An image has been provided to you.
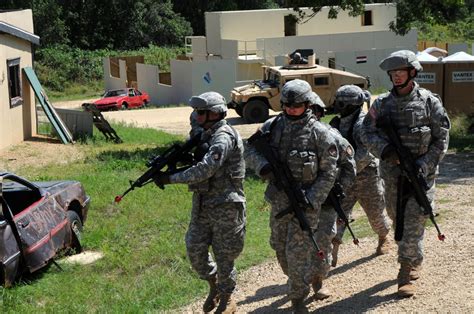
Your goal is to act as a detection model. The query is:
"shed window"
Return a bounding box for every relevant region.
[7,58,23,108]
[314,77,329,86]
[361,10,373,26]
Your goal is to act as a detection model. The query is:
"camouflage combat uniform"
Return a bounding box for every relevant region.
[361,50,450,297]
[246,110,338,301]
[169,98,246,297]
[312,123,356,278]
[332,108,391,243]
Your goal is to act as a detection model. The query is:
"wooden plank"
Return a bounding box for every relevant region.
[23,67,74,144]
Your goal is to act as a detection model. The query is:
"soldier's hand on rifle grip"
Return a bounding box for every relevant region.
[259,164,275,182]
[381,145,400,165]
[415,159,429,178]
[153,173,170,189]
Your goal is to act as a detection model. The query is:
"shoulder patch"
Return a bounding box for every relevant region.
[346,145,354,157]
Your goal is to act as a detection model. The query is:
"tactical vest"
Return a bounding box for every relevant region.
[380,87,436,157]
[268,113,319,185]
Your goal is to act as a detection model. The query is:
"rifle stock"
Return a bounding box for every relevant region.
[377,116,445,241]
[248,130,325,259]
[114,132,202,203]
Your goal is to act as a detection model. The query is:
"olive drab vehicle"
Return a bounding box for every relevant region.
[228,49,369,123]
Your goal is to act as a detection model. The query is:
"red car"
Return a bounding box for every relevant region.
[93,88,150,111]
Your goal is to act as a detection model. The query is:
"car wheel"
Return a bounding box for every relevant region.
[67,211,83,253]
[142,100,148,108]
[243,100,269,123]
[235,104,243,117]
[121,102,128,110]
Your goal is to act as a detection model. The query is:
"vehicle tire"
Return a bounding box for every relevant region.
[235,104,243,117]
[242,100,269,123]
[142,100,148,108]
[67,211,83,253]
[121,102,128,110]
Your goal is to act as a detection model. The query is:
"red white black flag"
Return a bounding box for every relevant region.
[356,56,367,63]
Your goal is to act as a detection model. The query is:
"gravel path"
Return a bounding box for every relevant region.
[181,151,474,313]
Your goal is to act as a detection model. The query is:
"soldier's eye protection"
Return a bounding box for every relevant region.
[195,110,208,115]
[388,69,410,76]
[283,102,305,108]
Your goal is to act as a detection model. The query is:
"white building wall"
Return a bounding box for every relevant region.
[0,10,36,151]
[103,58,127,91]
[206,3,396,56]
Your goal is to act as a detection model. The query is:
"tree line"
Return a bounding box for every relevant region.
[2,1,472,50]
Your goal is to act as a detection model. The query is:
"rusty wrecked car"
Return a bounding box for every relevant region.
[0,172,90,287]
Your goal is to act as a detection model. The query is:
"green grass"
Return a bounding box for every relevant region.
[449,114,474,152]
[46,80,104,102]
[0,124,273,312]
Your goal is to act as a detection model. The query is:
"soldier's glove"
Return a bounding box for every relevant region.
[415,159,429,178]
[381,145,399,165]
[153,173,170,189]
[259,164,275,182]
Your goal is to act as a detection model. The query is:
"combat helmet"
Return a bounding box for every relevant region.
[334,85,371,117]
[189,91,228,114]
[280,79,313,106]
[379,50,423,72]
[309,91,326,119]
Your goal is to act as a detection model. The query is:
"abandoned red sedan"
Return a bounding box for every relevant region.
[93,88,150,111]
[0,172,90,287]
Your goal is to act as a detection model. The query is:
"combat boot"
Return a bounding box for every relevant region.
[312,275,331,300]
[291,298,308,314]
[202,276,219,313]
[215,293,236,314]
[376,235,390,255]
[331,238,342,267]
[397,262,416,298]
[410,265,422,281]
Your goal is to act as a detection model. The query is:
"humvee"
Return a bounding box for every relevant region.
[228,50,369,123]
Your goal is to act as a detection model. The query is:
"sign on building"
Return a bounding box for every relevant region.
[416,72,436,84]
[452,71,474,82]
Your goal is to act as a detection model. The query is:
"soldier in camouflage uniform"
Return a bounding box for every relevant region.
[308,93,356,297]
[246,80,339,313]
[155,92,246,313]
[329,85,392,267]
[361,50,450,297]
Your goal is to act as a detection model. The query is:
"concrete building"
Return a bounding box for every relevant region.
[104,4,416,105]
[0,9,39,151]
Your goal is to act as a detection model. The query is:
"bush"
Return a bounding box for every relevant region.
[449,114,474,152]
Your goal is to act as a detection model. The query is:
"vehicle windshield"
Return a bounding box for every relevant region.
[104,90,127,98]
[266,71,280,85]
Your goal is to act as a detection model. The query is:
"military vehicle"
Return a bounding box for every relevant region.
[228,50,369,123]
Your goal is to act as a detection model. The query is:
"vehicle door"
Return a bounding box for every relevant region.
[127,89,139,107]
[311,74,332,106]
[3,176,69,272]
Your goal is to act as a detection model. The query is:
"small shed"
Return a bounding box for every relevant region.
[416,51,444,98]
[442,52,474,115]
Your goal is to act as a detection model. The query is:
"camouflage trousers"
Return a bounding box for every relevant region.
[185,193,246,293]
[270,204,326,300]
[335,165,391,242]
[384,174,433,267]
[310,206,337,279]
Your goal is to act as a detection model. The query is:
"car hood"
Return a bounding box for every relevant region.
[233,80,277,95]
[94,96,124,104]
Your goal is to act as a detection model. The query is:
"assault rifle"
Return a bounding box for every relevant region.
[376,116,445,241]
[114,132,202,203]
[327,184,359,245]
[248,130,325,259]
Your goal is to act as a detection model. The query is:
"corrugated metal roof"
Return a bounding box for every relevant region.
[0,21,40,45]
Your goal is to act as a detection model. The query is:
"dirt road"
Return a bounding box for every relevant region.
[181,151,474,313]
